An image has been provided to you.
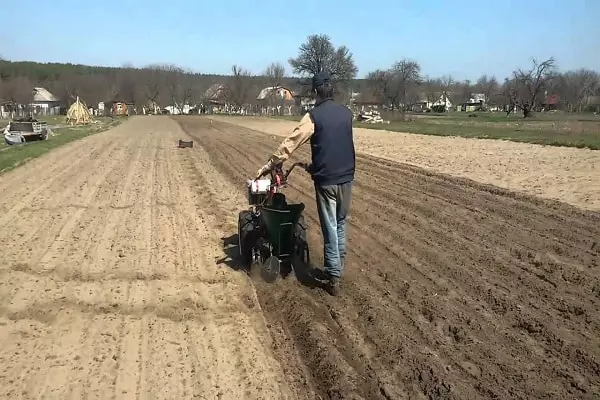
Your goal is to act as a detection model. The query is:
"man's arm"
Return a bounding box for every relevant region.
[256,113,314,177]
[268,112,314,164]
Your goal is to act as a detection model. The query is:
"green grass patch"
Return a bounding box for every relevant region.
[361,120,600,149]
[266,114,600,150]
[0,117,122,174]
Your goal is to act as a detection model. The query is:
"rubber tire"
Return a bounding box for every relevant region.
[238,211,255,268]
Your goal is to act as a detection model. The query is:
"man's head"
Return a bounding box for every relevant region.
[312,70,334,100]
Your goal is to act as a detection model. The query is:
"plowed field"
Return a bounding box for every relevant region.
[1,116,599,400]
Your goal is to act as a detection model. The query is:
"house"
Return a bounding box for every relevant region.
[292,94,316,112]
[204,83,228,104]
[431,93,453,111]
[1,100,11,119]
[456,93,486,112]
[201,83,228,113]
[410,93,429,112]
[352,92,380,112]
[30,87,61,115]
[257,86,296,115]
[541,94,559,111]
[470,93,486,104]
[256,86,295,102]
[411,92,453,112]
[103,101,133,116]
[163,104,195,115]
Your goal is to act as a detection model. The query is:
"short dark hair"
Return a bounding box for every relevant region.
[315,83,334,99]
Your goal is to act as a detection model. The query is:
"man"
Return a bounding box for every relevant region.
[255,70,355,296]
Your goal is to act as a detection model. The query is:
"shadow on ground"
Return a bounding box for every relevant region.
[217,233,326,289]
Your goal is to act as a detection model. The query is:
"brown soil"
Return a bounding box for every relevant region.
[0,118,295,399]
[174,116,600,400]
[211,116,600,212]
[1,115,599,400]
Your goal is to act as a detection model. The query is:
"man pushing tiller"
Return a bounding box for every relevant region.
[255,70,355,296]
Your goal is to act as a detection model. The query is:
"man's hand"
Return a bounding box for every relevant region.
[255,162,272,180]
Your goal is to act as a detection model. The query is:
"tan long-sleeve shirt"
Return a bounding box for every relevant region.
[265,113,315,168]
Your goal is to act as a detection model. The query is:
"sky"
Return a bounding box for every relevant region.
[2,0,598,81]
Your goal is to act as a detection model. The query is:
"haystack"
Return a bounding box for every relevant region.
[66,96,92,125]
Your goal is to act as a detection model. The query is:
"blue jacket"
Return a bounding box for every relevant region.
[308,98,355,186]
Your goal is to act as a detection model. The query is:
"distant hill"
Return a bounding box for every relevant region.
[0,60,364,103]
[0,60,368,94]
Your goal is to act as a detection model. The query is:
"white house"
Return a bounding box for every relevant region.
[31,87,61,115]
[469,93,486,104]
[412,93,453,111]
[430,93,453,109]
[163,104,195,115]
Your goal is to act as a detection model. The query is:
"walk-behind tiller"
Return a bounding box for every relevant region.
[238,162,310,282]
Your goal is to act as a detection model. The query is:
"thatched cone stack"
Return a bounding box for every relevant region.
[66,96,92,125]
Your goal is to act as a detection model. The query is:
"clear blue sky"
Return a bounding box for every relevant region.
[3,0,598,81]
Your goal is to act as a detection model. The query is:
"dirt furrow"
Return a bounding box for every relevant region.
[175,116,600,400]
[170,125,316,399]
[211,115,600,211]
[0,117,295,400]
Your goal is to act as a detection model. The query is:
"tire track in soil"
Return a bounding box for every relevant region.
[0,117,294,400]
[166,125,326,400]
[175,116,600,400]
[178,120,400,399]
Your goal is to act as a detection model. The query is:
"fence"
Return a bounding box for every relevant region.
[0,105,62,119]
[202,103,307,116]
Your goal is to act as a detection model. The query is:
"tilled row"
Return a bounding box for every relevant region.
[175,116,600,400]
[0,118,294,400]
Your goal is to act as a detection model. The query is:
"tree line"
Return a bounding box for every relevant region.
[367,57,599,117]
[1,34,599,117]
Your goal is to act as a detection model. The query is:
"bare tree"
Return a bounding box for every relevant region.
[506,57,557,117]
[422,78,442,110]
[264,62,285,88]
[391,59,422,114]
[475,75,500,107]
[3,76,33,115]
[366,69,397,108]
[263,62,286,111]
[57,72,84,104]
[439,75,454,107]
[117,69,137,104]
[69,74,107,105]
[557,69,599,112]
[451,80,473,106]
[227,64,253,109]
[367,60,421,118]
[288,34,358,86]
[149,64,193,114]
[139,65,164,110]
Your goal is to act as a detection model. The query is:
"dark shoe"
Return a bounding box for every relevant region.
[308,267,329,282]
[324,276,341,296]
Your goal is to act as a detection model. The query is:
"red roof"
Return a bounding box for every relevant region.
[545,94,559,105]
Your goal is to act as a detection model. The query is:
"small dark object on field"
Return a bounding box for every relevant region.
[178,140,193,148]
[468,114,478,118]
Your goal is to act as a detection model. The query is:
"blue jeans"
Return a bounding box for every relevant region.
[315,181,353,279]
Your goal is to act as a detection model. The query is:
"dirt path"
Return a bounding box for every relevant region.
[0,117,295,399]
[175,116,600,400]
[211,116,600,211]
